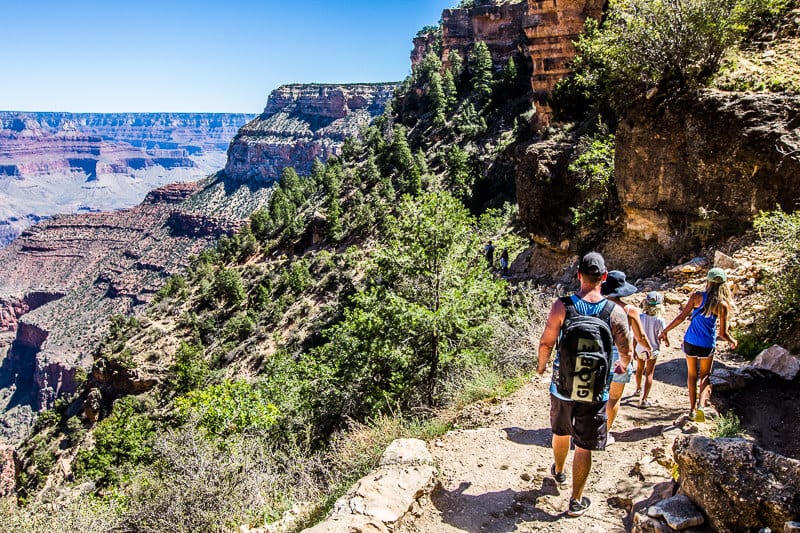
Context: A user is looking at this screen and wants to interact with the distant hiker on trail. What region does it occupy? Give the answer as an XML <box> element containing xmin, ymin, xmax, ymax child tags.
<box><xmin>537</xmin><ymin>252</ymin><xmax>632</xmax><ymax>517</ymax></box>
<box><xmin>500</xmin><ymin>248</ymin><xmax>509</xmax><ymax>277</ymax></box>
<box><xmin>484</xmin><ymin>241</ymin><xmax>495</xmax><ymax>269</ymax></box>
<box><xmin>635</xmin><ymin>291</ymin><xmax>666</xmax><ymax>408</ymax></box>
<box><xmin>601</xmin><ymin>270</ymin><xmax>653</xmax><ymax>444</ymax></box>
<box><xmin>659</xmin><ymin>267</ymin><xmax>737</xmax><ymax>422</ymax></box>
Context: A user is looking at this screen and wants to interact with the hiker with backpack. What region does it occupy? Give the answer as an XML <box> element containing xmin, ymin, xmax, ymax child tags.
<box><xmin>600</xmin><ymin>271</ymin><xmax>653</xmax><ymax>443</ymax></box>
<box><xmin>537</xmin><ymin>252</ymin><xmax>632</xmax><ymax>517</ymax></box>
<box><xmin>658</xmin><ymin>268</ymin><xmax>738</xmax><ymax>422</ymax></box>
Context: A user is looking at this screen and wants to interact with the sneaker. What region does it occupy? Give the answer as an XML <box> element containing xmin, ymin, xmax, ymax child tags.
<box><xmin>695</xmin><ymin>408</ymin><xmax>705</xmax><ymax>422</ymax></box>
<box><xmin>606</xmin><ymin>433</ymin><xmax>616</xmax><ymax>446</ymax></box>
<box><xmin>689</xmin><ymin>410</ymin><xmax>697</xmax><ymax>421</ymax></box>
<box><xmin>567</xmin><ymin>496</ymin><xmax>591</xmax><ymax>517</ymax></box>
<box><xmin>551</xmin><ymin>463</ymin><xmax>567</xmax><ymax>489</ymax></box>
<box><xmin>639</xmin><ymin>399</ymin><xmax>652</xmax><ymax>408</ymax></box>
<box><xmin>633</xmin><ymin>388</ymin><xmax>642</xmax><ymax>396</ymax></box>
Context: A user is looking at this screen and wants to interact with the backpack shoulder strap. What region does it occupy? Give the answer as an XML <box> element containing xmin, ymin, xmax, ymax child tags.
<box><xmin>559</xmin><ymin>295</ymin><xmax>577</xmax><ymax>320</ymax></box>
<box><xmin>598</xmin><ymin>299</ymin><xmax>616</xmax><ymax>325</ymax></box>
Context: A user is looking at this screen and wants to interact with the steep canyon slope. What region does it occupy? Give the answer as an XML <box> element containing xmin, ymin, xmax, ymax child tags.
<box><xmin>0</xmin><ymin>84</ymin><xmax>394</xmax><ymax>445</ymax></box>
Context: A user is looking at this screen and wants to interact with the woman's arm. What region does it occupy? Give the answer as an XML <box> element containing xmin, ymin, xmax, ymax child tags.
<box><xmin>717</xmin><ymin>302</ymin><xmax>738</xmax><ymax>350</ymax></box>
<box><xmin>658</xmin><ymin>292</ymin><xmax>702</xmax><ymax>347</ymax></box>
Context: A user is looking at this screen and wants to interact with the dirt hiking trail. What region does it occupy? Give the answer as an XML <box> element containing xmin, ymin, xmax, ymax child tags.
<box><xmin>395</xmin><ymin>297</ymin><xmax>743</xmax><ymax>533</ymax></box>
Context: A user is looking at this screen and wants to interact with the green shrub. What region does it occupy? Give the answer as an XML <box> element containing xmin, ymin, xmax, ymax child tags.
<box><xmin>73</xmin><ymin>396</ymin><xmax>156</xmax><ymax>486</ymax></box>
<box><xmin>213</xmin><ymin>267</ymin><xmax>246</xmax><ymax>308</ymax></box>
<box><xmin>175</xmin><ymin>380</ymin><xmax>279</xmax><ymax>437</ymax></box>
<box><xmin>171</xmin><ymin>341</ymin><xmax>208</xmax><ymax>393</ymax></box>
<box><xmin>743</xmin><ymin>210</ymin><xmax>800</xmax><ymax>351</ymax></box>
<box><xmin>223</xmin><ymin>312</ymin><xmax>256</xmax><ymax>342</ymax></box>
<box><xmin>568</xmin><ymin>129</ymin><xmax>615</xmax><ymax>227</ymax></box>
<box><xmin>712</xmin><ymin>411</ymin><xmax>744</xmax><ymax>438</ymax></box>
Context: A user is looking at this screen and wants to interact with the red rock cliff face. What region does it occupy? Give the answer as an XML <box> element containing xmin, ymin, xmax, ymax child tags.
<box><xmin>419</xmin><ymin>0</ymin><xmax>604</xmax><ymax>126</ymax></box>
<box><xmin>224</xmin><ymin>84</ymin><xmax>396</xmax><ymax>183</ymax></box>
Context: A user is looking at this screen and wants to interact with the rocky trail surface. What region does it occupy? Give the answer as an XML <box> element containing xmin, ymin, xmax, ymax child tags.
<box><xmin>394</xmin><ymin>298</ymin><xmax>738</xmax><ymax>533</ymax></box>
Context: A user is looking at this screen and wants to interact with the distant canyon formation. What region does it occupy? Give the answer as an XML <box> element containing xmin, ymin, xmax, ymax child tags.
<box><xmin>0</xmin><ymin>112</ymin><xmax>252</xmax><ymax>246</ymax></box>
<box><xmin>225</xmin><ymin>84</ymin><xmax>396</xmax><ymax>183</ymax></box>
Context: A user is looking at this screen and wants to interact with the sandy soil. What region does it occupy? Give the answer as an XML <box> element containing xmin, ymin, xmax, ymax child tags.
<box><xmin>396</xmin><ymin>298</ymin><xmax>744</xmax><ymax>532</ymax></box>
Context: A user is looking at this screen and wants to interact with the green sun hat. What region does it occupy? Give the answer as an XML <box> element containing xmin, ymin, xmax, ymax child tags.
<box><xmin>707</xmin><ymin>267</ymin><xmax>727</xmax><ymax>283</ymax></box>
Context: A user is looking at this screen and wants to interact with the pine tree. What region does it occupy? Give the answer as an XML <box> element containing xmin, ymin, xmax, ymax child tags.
<box><xmin>315</xmin><ymin>191</ymin><xmax>506</xmax><ymax>409</ymax></box>
<box><xmin>443</xmin><ymin>69</ymin><xmax>458</xmax><ymax>111</ymax></box>
<box><xmin>428</xmin><ymin>71</ymin><xmax>447</xmax><ymax>128</ymax></box>
<box><xmin>470</xmin><ymin>41</ymin><xmax>493</xmax><ymax>100</ymax></box>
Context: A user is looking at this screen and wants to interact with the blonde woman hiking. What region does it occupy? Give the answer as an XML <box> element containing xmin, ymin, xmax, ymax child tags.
<box><xmin>659</xmin><ymin>268</ymin><xmax>737</xmax><ymax>422</ymax></box>
<box><xmin>634</xmin><ymin>291</ymin><xmax>666</xmax><ymax>408</ymax></box>
<box><xmin>600</xmin><ymin>270</ymin><xmax>653</xmax><ymax>444</ymax></box>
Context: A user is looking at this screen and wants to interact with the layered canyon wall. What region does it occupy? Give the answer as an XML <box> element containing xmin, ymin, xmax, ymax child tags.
<box><xmin>0</xmin><ymin>112</ymin><xmax>251</xmax><ymax>246</ymax></box>
<box><xmin>416</xmin><ymin>0</ymin><xmax>605</xmax><ymax>125</ymax></box>
<box><xmin>224</xmin><ymin>84</ymin><xmax>396</xmax><ymax>183</ymax></box>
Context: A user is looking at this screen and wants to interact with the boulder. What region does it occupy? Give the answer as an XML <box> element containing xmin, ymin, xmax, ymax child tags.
<box><xmin>713</xmin><ymin>251</ymin><xmax>740</xmax><ymax>271</ymax></box>
<box><xmin>751</xmin><ymin>345</ymin><xmax>800</xmax><ymax>380</ymax></box>
<box><xmin>710</xmin><ymin>366</ymin><xmax>774</xmax><ymax>392</ymax></box>
<box><xmin>647</xmin><ymin>495</ymin><xmax>705</xmax><ymax>530</ymax></box>
<box><xmin>304</xmin><ymin>438</ymin><xmax>435</xmax><ymax>532</ymax></box>
<box><xmin>673</xmin><ymin>435</ymin><xmax>800</xmax><ymax>532</ymax></box>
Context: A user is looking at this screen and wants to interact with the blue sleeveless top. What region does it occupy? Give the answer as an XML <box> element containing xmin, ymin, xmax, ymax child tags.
<box><xmin>684</xmin><ymin>292</ymin><xmax>718</xmax><ymax>349</ymax></box>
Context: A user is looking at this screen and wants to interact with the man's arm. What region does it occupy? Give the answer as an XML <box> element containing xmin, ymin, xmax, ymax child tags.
<box><xmin>537</xmin><ymin>299</ymin><xmax>566</xmax><ymax>375</ymax></box>
<box><xmin>610</xmin><ymin>305</ymin><xmax>633</xmax><ymax>367</ymax></box>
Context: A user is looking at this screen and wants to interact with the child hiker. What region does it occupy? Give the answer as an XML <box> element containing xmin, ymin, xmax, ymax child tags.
<box><xmin>634</xmin><ymin>291</ymin><xmax>666</xmax><ymax>408</ymax></box>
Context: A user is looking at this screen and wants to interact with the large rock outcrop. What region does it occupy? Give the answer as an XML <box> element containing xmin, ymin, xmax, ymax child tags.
<box><xmin>673</xmin><ymin>435</ymin><xmax>800</xmax><ymax>532</ymax></box>
<box><xmin>0</xmin><ymin>112</ymin><xmax>251</xmax><ymax>246</ymax></box>
<box><xmin>615</xmin><ymin>91</ymin><xmax>800</xmax><ymax>256</ymax></box>
<box><xmin>224</xmin><ymin>84</ymin><xmax>396</xmax><ymax>183</ymax></box>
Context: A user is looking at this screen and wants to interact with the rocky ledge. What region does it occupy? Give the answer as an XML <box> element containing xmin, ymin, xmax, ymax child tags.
<box><xmin>224</xmin><ymin>84</ymin><xmax>396</xmax><ymax>183</ymax></box>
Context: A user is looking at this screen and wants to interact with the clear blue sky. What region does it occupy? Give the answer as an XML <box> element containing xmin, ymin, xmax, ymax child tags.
<box><xmin>2</xmin><ymin>0</ymin><xmax>455</xmax><ymax>113</ymax></box>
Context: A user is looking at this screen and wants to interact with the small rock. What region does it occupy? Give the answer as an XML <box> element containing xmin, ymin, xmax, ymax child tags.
<box><xmin>647</xmin><ymin>495</ymin><xmax>705</xmax><ymax>530</ymax></box>
<box><xmin>520</xmin><ymin>472</ymin><xmax>532</xmax><ymax>481</ymax></box>
<box><xmin>500</xmin><ymin>464</ymin><xmax>509</xmax><ymax>470</ymax></box>
<box><xmin>633</xmin><ymin>511</ymin><xmax>671</xmax><ymax>533</ymax></box>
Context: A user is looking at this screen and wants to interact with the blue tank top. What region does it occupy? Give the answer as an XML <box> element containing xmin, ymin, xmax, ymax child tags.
<box><xmin>684</xmin><ymin>292</ymin><xmax>718</xmax><ymax>349</ymax></box>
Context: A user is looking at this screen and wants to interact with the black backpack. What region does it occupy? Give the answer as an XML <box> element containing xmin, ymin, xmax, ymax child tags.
<box><xmin>555</xmin><ymin>296</ymin><xmax>615</xmax><ymax>403</ymax></box>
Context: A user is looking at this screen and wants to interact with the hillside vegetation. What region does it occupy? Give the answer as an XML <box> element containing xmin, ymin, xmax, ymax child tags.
<box><xmin>4</xmin><ymin>0</ymin><xmax>799</xmax><ymax>531</ymax></box>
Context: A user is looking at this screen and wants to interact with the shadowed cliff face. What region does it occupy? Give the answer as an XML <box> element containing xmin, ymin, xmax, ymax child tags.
<box><xmin>514</xmin><ymin>90</ymin><xmax>800</xmax><ymax>277</ymax></box>
<box><xmin>0</xmin><ymin>112</ymin><xmax>252</xmax><ymax>246</ymax></box>
<box><xmin>224</xmin><ymin>84</ymin><xmax>396</xmax><ymax>183</ymax></box>
<box><xmin>609</xmin><ymin>90</ymin><xmax>800</xmax><ymax>268</ymax></box>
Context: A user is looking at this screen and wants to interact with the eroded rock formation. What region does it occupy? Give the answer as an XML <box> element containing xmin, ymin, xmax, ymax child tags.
<box><xmin>0</xmin><ymin>174</ymin><xmax>272</xmax><ymax>443</ymax></box>
<box><xmin>224</xmin><ymin>84</ymin><xmax>396</xmax><ymax>183</ymax></box>
<box><xmin>673</xmin><ymin>435</ymin><xmax>800</xmax><ymax>532</ymax></box>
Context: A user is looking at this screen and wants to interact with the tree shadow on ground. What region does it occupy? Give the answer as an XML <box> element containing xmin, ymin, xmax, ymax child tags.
<box><xmin>501</xmin><ymin>427</ymin><xmax>551</xmax><ymax>447</ymax></box>
<box><xmin>432</xmin><ymin>480</ymin><xmax>562</xmax><ymax>533</ymax></box>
